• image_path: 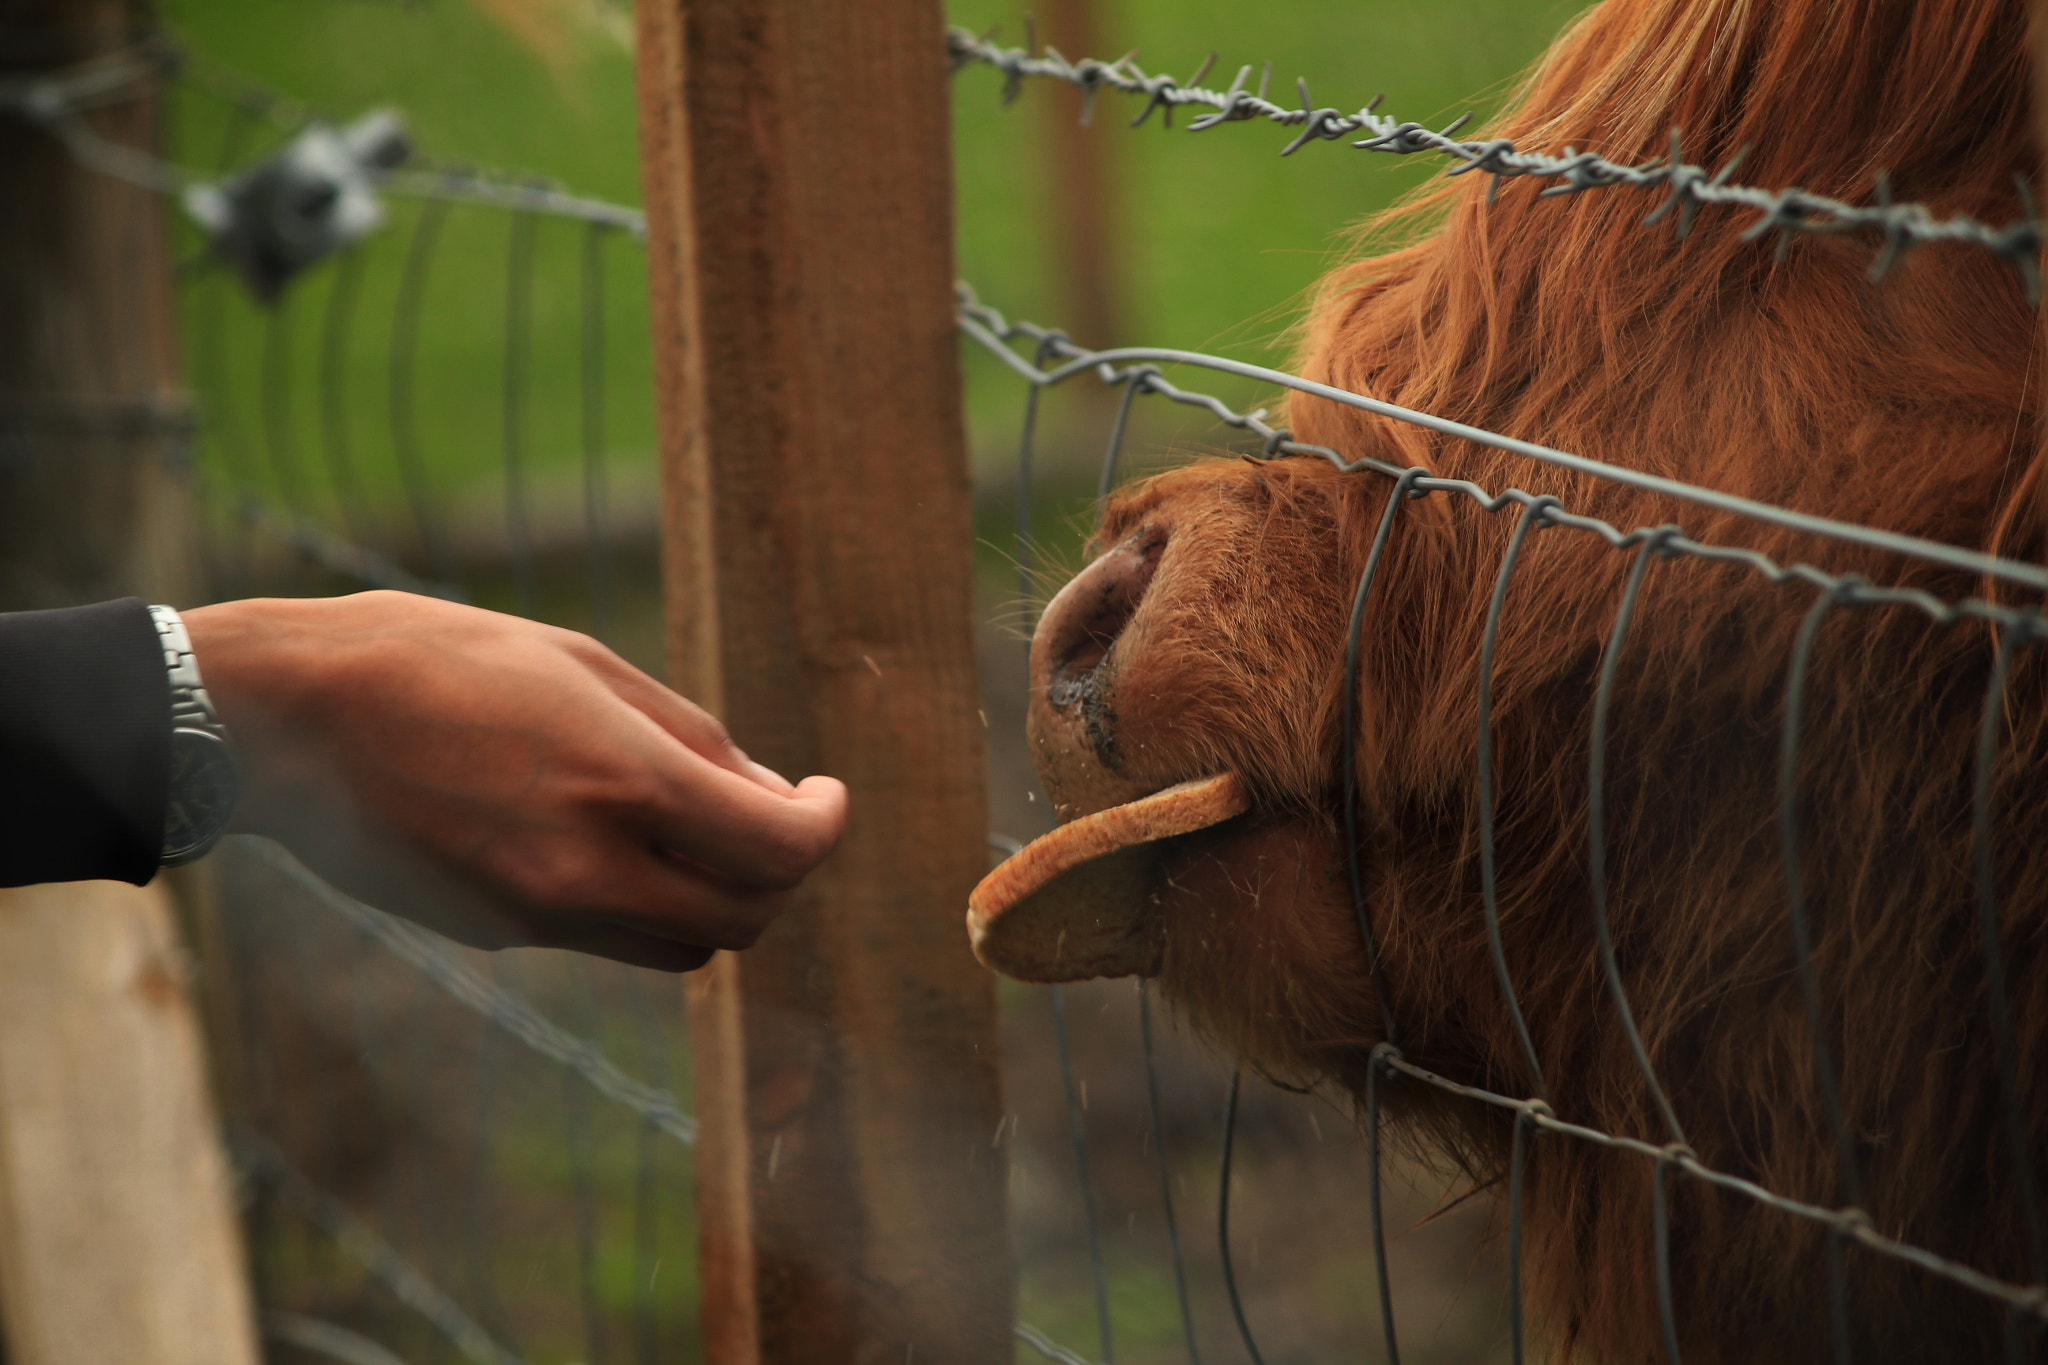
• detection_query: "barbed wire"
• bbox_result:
[957,283,2048,602]
[229,1130,527,1365]
[947,28,2046,297]
[967,282,2048,1354]
[40,24,2040,289]
[383,167,646,236]
[239,838,700,1146]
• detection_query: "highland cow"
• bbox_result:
[967,1,2048,1360]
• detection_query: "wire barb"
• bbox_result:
[947,29,2043,292]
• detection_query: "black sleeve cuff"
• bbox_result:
[0,598,169,887]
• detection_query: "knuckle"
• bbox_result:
[558,627,611,663]
[686,705,738,753]
[554,626,636,679]
[514,845,600,914]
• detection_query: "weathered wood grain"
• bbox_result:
[634,0,1014,1360]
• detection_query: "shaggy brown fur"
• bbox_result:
[1027,0,2048,1359]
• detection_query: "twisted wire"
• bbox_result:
[959,283,2048,597]
[948,29,2044,296]
[963,285,2048,1334]
[229,1130,527,1365]
[15,28,2034,283]
[237,839,700,1146]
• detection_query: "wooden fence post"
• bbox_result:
[0,1,260,1362]
[633,1,1014,1361]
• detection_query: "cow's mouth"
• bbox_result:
[971,521,1250,982]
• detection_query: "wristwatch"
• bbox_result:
[149,605,240,866]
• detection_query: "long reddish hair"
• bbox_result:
[1299,0,2038,548]
[1105,1,2048,1359]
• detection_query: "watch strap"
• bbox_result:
[150,605,238,866]
[149,604,227,738]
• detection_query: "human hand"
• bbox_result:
[182,591,847,970]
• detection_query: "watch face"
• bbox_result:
[163,727,240,865]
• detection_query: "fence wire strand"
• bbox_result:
[501,209,539,619]
[962,282,2048,1346]
[1137,980,1202,1365]
[946,27,2045,297]
[1777,587,1865,1209]
[231,1130,527,1365]
[1050,982,1115,1364]
[1215,1067,1268,1365]
[319,246,377,548]
[1588,534,1689,1148]
[237,838,701,1146]
[264,1310,416,1365]
[1475,498,1554,1103]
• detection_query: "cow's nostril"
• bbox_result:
[1044,525,1166,709]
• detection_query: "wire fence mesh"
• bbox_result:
[951,34,2048,1359]
[962,278,2048,1360]
[6,11,2045,1365]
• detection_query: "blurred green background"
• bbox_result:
[164,0,1578,524]
[158,0,1582,1361]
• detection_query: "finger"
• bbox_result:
[574,644,798,794]
[741,758,798,796]
[486,822,802,950]
[642,761,849,891]
[516,911,718,972]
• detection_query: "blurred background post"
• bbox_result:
[0,0,257,1359]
